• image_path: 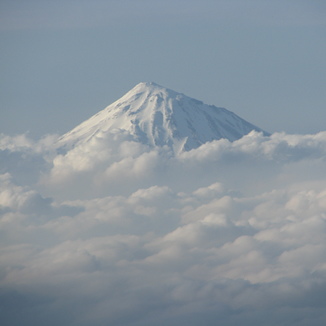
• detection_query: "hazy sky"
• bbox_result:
[1,0,325,138]
[1,3,326,325]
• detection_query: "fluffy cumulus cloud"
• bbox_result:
[1,131,326,326]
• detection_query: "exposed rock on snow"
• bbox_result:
[57,82,268,152]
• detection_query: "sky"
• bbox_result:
[1,1,326,326]
[1,0,325,138]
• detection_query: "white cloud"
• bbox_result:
[1,131,326,325]
[0,133,57,186]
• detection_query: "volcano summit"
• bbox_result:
[57,82,268,152]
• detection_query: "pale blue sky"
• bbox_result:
[1,0,325,138]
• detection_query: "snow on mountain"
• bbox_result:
[56,82,269,152]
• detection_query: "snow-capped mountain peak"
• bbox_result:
[57,82,269,152]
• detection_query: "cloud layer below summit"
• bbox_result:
[1,1,325,324]
[1,129,326,326]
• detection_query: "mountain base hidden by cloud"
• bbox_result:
[1,83,325,326]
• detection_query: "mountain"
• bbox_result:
[56,82,269,152]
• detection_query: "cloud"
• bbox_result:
[40,131,326,200]
[0,133,57,185]
[1,131,326,325]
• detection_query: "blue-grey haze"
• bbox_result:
[1,2,326,326]
[1,0,325,138]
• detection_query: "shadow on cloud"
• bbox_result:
[1,131,326,326]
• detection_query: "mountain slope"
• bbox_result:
[57,82,269,152]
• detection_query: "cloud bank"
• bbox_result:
[1,131,326,326]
